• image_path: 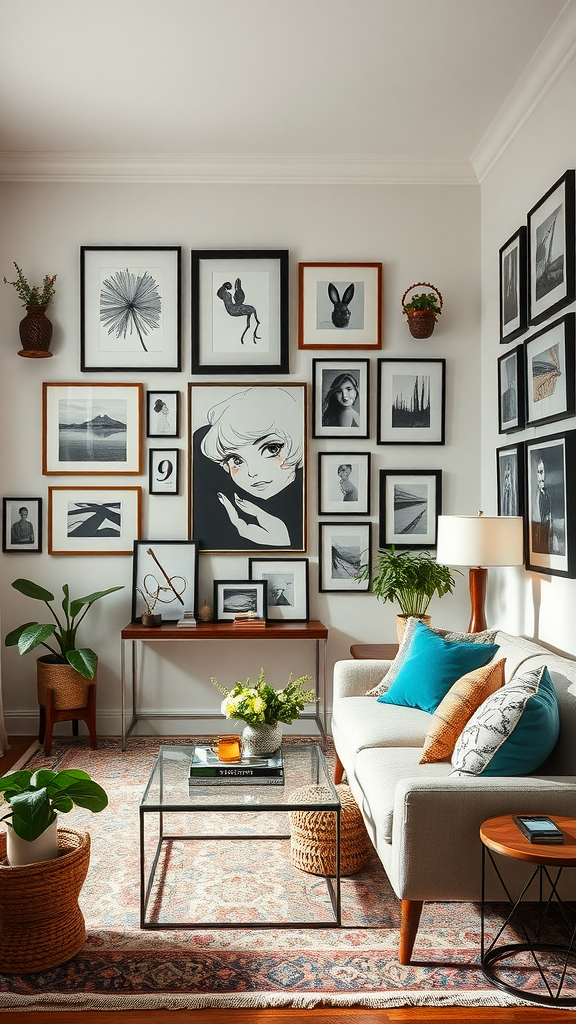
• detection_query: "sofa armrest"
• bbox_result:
[333,659,392,700]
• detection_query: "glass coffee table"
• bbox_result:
[139,743,341,929]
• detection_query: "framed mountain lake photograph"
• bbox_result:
[43,382,143,475]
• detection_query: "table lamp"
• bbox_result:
[436,512,524,633]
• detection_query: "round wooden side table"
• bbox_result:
[480,814,576,1006]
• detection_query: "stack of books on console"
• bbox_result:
[232,611,266,627]
[189,744,284,786]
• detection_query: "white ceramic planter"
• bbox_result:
[6,817,59,866]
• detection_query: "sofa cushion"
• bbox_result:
[451,665,560,777]
[420,658,506,763]
[331,696,433,760]
[377,621,500,715]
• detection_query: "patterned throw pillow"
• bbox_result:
[419,659,506,763]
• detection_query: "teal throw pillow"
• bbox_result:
[450,665,559,777]
[377,620,500,715]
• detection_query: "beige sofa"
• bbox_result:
[331,630,576,964]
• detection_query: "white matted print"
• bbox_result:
[149,449,179,494]
[131,541,198,622]
[525,314,575,427]
[379,470,441,548]
[298,263,382,349]
[248,557,309,621]
[319,522,371,593]
[43,382,143,475]
[213,579,268,622]
[318,453,370,515]
[377,358,445,445]
[147,391,179,437]
[48,487,142,555]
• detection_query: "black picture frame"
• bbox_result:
[312,358,370,439]
[378,469,442,549]
[525,430,576,578]
[149,448,179,495]
[499,226,528,343]
[318,522,371,593]
[527,170,575,326]
[497,344,525,434]
[317,452,370,516]
[191,249,289,374]
[131,540,198,622]
[248,557,309,621]
[213,579,268,622]
[2,497,42,553]
[525,313,575,428]
[146,391,180,438]
[377,358,446,445]
[496,442,525,518]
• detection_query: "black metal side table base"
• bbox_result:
[482,941,576,1006]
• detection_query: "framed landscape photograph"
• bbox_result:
[248,557,309,621]
[213,579,268,622]
[525,314,575,427]
[149,448,179,494]
[48,486,142,556]
[318,452,370,515]
[525,430,576,577]
[131,540,198,622]
[80,246,181,371]
[318,522,371,593]
[379,469,442,549]
[191,249,289,374]
[497,345,525,434]
[189,381,306,553]
[496,442,524,518]
[499,226,527,343]
[312,359,369,439]
[3,497,42,553]
[377,358,445,445]
[147,391,179,438]
[43,382,143,475]
[298,262,382,349]
[527,170,575,326]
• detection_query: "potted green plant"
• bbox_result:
[4,262,57,358]
[212,669,316,755]
[402,282,442,338]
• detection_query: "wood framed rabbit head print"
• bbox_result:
[298,262,382,350]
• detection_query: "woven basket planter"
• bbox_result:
[402,282,442,339]
[37,655,95,711]
[0,828,90,973]
[396,613,431,644]
[289,783,370,876]
[18,305,53,358]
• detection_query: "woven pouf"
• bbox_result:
[289,783,370,876]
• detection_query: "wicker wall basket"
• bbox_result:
[402,282,442,339]
[0,828,90,973]
[289,783,371,876]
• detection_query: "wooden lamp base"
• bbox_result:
[468,566,488,633]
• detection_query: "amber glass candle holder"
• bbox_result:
[214,735,242,762]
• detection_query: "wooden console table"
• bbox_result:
[350,643,399,660]
[121,620,329,751]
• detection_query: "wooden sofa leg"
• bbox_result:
[334,751,345,785]
[399,899,423,965]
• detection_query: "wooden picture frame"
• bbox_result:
[146,391,179,438]
[312,359,370,439]
[213,579,268,622]
[318,522,371,593]
[248,557,309,621]
[149,448,179,495]
[496,442,524,518]
[3,497,42,553]
[43,382,143,475]
[131,540,198,622]
[318,452,370,515]
[298,262,382,349]
[525,314,575,427]
[499,227,528,344]
[528,170,575,326]
[377,358,446,445]
[379,469,442,549]
[497,345,525,434]
[48,486,142,555]
[525,430,576,577]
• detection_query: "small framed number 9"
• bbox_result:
[149,448,179,495]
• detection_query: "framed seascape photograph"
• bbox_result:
[131,540,198,622]
[48,486,142,556]
[189,382,307,553]
[496,443,525,518]
[318,452,370,516]
[527,170,575,326]
[213,580,268,622]
[497,345,525,434]
[43,382,143,475]
[378,470,442,549]
[499,226,527,343]
[191,249,289,374]
[298,262,382,350]
[312,359,369,439]
[525,314,575,427]
[318,522,371,593]
[3,497,42,553]
[525,431,576,577]
[147,391,179,438]
[248,557,309,621]
[80,246,181,371]
[149,449,179,495]
[377,358,445,445]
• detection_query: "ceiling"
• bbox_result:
[0,0,570,181]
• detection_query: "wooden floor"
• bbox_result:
[0,738,570,1023]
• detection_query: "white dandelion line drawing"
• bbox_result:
[100,268,162,352]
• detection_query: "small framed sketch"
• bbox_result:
[379,470,442,549]
[496,443,524,518]
[43,382,143,475]
[48,486,142,556]
[525,430,576,577]
[497,345,525,434]
[318,522,371,593]
[528,170,575,326]
[298,262,382,349]
[318,452,370,515]
[525,314,575,427]
[312,358,369,438]
[3,497,42,553]
[131,540,198,622]
[147,391,179,438]
[149,449,179,494]
[213,579,268,622]
[377,358,445,445]
[248,557,309,621]
[191,249,289,374]
[80,246,181,371]
[499,227,527,344]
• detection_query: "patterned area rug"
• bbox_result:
[0,737,573,1011]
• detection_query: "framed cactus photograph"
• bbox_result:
[298,262,382,349]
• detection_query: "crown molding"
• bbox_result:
[0,151,477,185]
[471,0,576,181]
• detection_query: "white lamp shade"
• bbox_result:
[436,515,524,567]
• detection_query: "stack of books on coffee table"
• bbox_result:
[188,744,284,786]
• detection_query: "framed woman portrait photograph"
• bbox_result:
[497,345,525,434]
[496,442,524,518]
[318,452,370,515]
[524,313,575,427]
[43,382,143,475]
[147,391,179,438]
[248,557,309,621]
[318,522,371,593]
[213,580,268,622]
[528,170,575,326]
[298,262,382,349]
[499,226,527,344]
[312,359,369,439]
[3,497,42,553]
[379,469,442,549]
[189,382,307,553]
[525,430,576,577]
[377,358,445,445]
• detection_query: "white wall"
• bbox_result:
[0,180,480,736]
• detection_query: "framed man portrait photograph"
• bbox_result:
[2,497,42,553]
[525,430,576,577]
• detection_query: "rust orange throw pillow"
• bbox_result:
[419,659,506,763]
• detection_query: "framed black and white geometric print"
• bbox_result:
[527,170,575,326]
